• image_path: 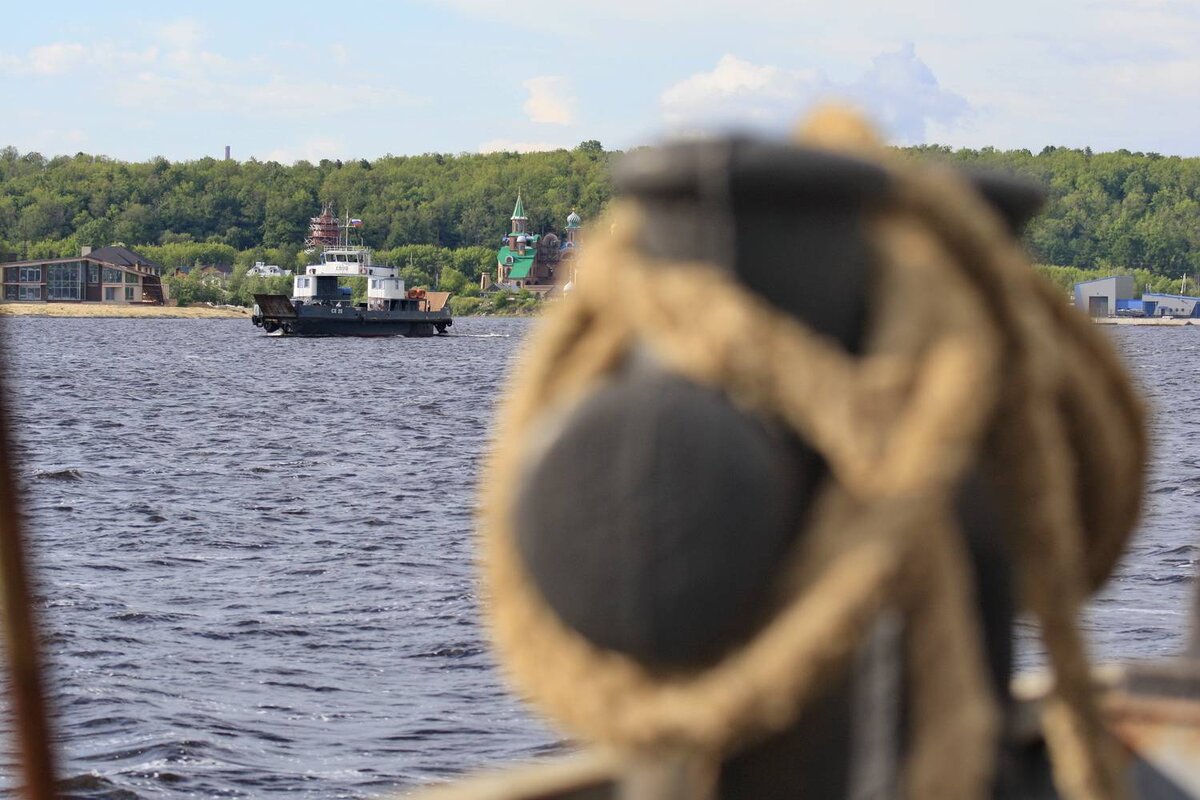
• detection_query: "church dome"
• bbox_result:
[566,210,582,228]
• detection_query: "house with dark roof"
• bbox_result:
[1,246,166,305]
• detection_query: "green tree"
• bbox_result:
[1,142,1197,281]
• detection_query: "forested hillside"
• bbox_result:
[0,141,613,267]
[1,140,1197,280]
[907,145,1200,277]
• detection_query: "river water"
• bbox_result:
[0,317,1196,798]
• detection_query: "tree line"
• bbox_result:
[161,244,497,308]
[906,145,1200,277]
[0,141,610,264]
[1,138,1197,284]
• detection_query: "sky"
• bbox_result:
[1,0,1198,162]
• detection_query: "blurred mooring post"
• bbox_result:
[409,106,1200,800]
[0,331,58,799]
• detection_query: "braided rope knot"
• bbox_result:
[481,120,1145,800]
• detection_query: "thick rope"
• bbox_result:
[480,114,1143,800]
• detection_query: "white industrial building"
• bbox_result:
[1074,276,1135,317]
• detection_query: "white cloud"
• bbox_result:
[0,19,417,121]
[660,46,968,143]
[1092,0,1200,53]
[661,55,826,128]
[846,43,969,142]
[522,76,576,126]
[1096,57,1200,101]
[429,0,873,31]
[478,138,565,153]
[118,67,409,120]
[155,19,205,51]
[1,42,149,77]
[26,43,88,76]
[1083,1,1200,101]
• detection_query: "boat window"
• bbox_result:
[347,254,358,262]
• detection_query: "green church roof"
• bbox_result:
[511,193,526,220]
[497,245,536,280]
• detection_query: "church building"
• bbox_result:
[486,194,582,295]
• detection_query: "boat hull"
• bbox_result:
[251,294,452,337]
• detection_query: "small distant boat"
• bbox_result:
[250,213,452,338]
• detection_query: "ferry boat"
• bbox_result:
[250,211,452,337]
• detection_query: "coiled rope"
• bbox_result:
[480,110,1145,800]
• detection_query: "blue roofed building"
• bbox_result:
[1072,276,1200,318]
[1140,292,1200,317]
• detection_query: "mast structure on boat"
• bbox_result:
[305,203,341,250]
[337,213,366,250]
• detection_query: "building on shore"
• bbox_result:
[247,262,292,277]
[2,246,165,305]
[1073,276,1135,317]
[1073,276,1200,318]
[483,195,582,295]
[1136,292,1200,318]
[169,263,234,283]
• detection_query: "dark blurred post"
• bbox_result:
[0,337,57,799]
[1191,565,1200,659]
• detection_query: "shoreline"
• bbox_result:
[0,303,537,320]
[1092,317,1196,326]
[0,303,248,319]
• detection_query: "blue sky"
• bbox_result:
[2,0,1198,161]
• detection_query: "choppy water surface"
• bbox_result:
[3,317,553,798]
[0,318,1196,798]
[1081,327,1200,661]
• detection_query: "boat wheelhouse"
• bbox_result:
[292,246,419,310]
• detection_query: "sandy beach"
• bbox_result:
[0,303,248,319]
